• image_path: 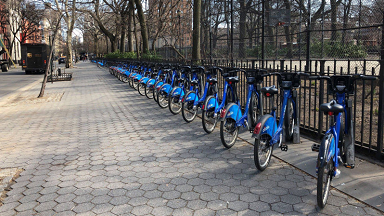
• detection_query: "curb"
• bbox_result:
[0,78,42,107]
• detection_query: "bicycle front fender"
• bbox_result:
[147,79,155,87]
[134,74,142,81]
[318,133,335,169]
[171,87,182,98]
[220,103,241,121]
[140,77,150,84]
[160,84,172,95]
[252,114,276,140]
[185,92,197,102]
[206,97,218,112]
[155,82,164,91]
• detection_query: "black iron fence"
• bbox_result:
[99,57,383,160]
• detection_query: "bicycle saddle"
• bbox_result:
[261,86,278,95]
[190,80,199,85]
[320,100,344,114]
[225,77,239,83]
[247,77,256,84]
[177,77,185,82]
[207,78,217,84]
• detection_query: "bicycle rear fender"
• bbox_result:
[185,92,198,103]
[317,133,335,169]
[220,103,241,121]
[252,114,276,140]
[206,97,218,111]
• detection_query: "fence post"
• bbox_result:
[305,0,311,73]
[377,13,384,160]
[318,60,325,139]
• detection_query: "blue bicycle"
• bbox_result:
[218,69,266,148]
[168,66,193,115]
[309,74,376,208]
[181,66,206,123]
[145,65,163,99]
[157,65,180,108]
[253,72,308,171]
[138,64,154,96]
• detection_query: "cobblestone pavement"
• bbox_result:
[0,62,382,216]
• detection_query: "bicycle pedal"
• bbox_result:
[280,144,288,151]
[311,144,320,152]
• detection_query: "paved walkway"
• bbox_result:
[0,62,382,215]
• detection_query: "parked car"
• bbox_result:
[58,57,66,64]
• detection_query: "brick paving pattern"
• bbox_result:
[0,63,382,215]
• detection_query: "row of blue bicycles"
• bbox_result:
[105,61,376,208]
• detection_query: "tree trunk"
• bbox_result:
[134,0,149,54]
[66,30,73,68]
[239,0,246,58]
[330,0,338,44]
[283,0,293,58]
[127,2,134,52]
[120,19,126,52]
[192,0,201,61]
[94,34,99,56]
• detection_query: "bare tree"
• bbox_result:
[192,0,201,61]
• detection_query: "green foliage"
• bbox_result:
[310,40,368,58]
[105,50,137,59]
[140,51,162,60]
[246,41,368,59]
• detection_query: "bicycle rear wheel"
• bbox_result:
[317,159,333,208]
[220,118,238,148]
[254,134,273,171]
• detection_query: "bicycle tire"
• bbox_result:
[202,95,218,134]
[138,82,146,96]
[157,84,169,108]
[153,81,160,102]
[182,91,197,123]
[254,134,273,171]
[317,159,333,208]
[249,92,259,129]
[145,84,154,99]
[284,98,295,141]
[220,118,238,148]
[169,88,182,115]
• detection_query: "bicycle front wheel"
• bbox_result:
[169,88,182,115]
[254,134,273,171]
[202,96,217,133]
[182,92,197,123]
[157,87,169,108]
[138,83,146,96]
[145,84,153,99]
[284,98,295,141]
[220,118,238,148]
[249,92,259,129]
